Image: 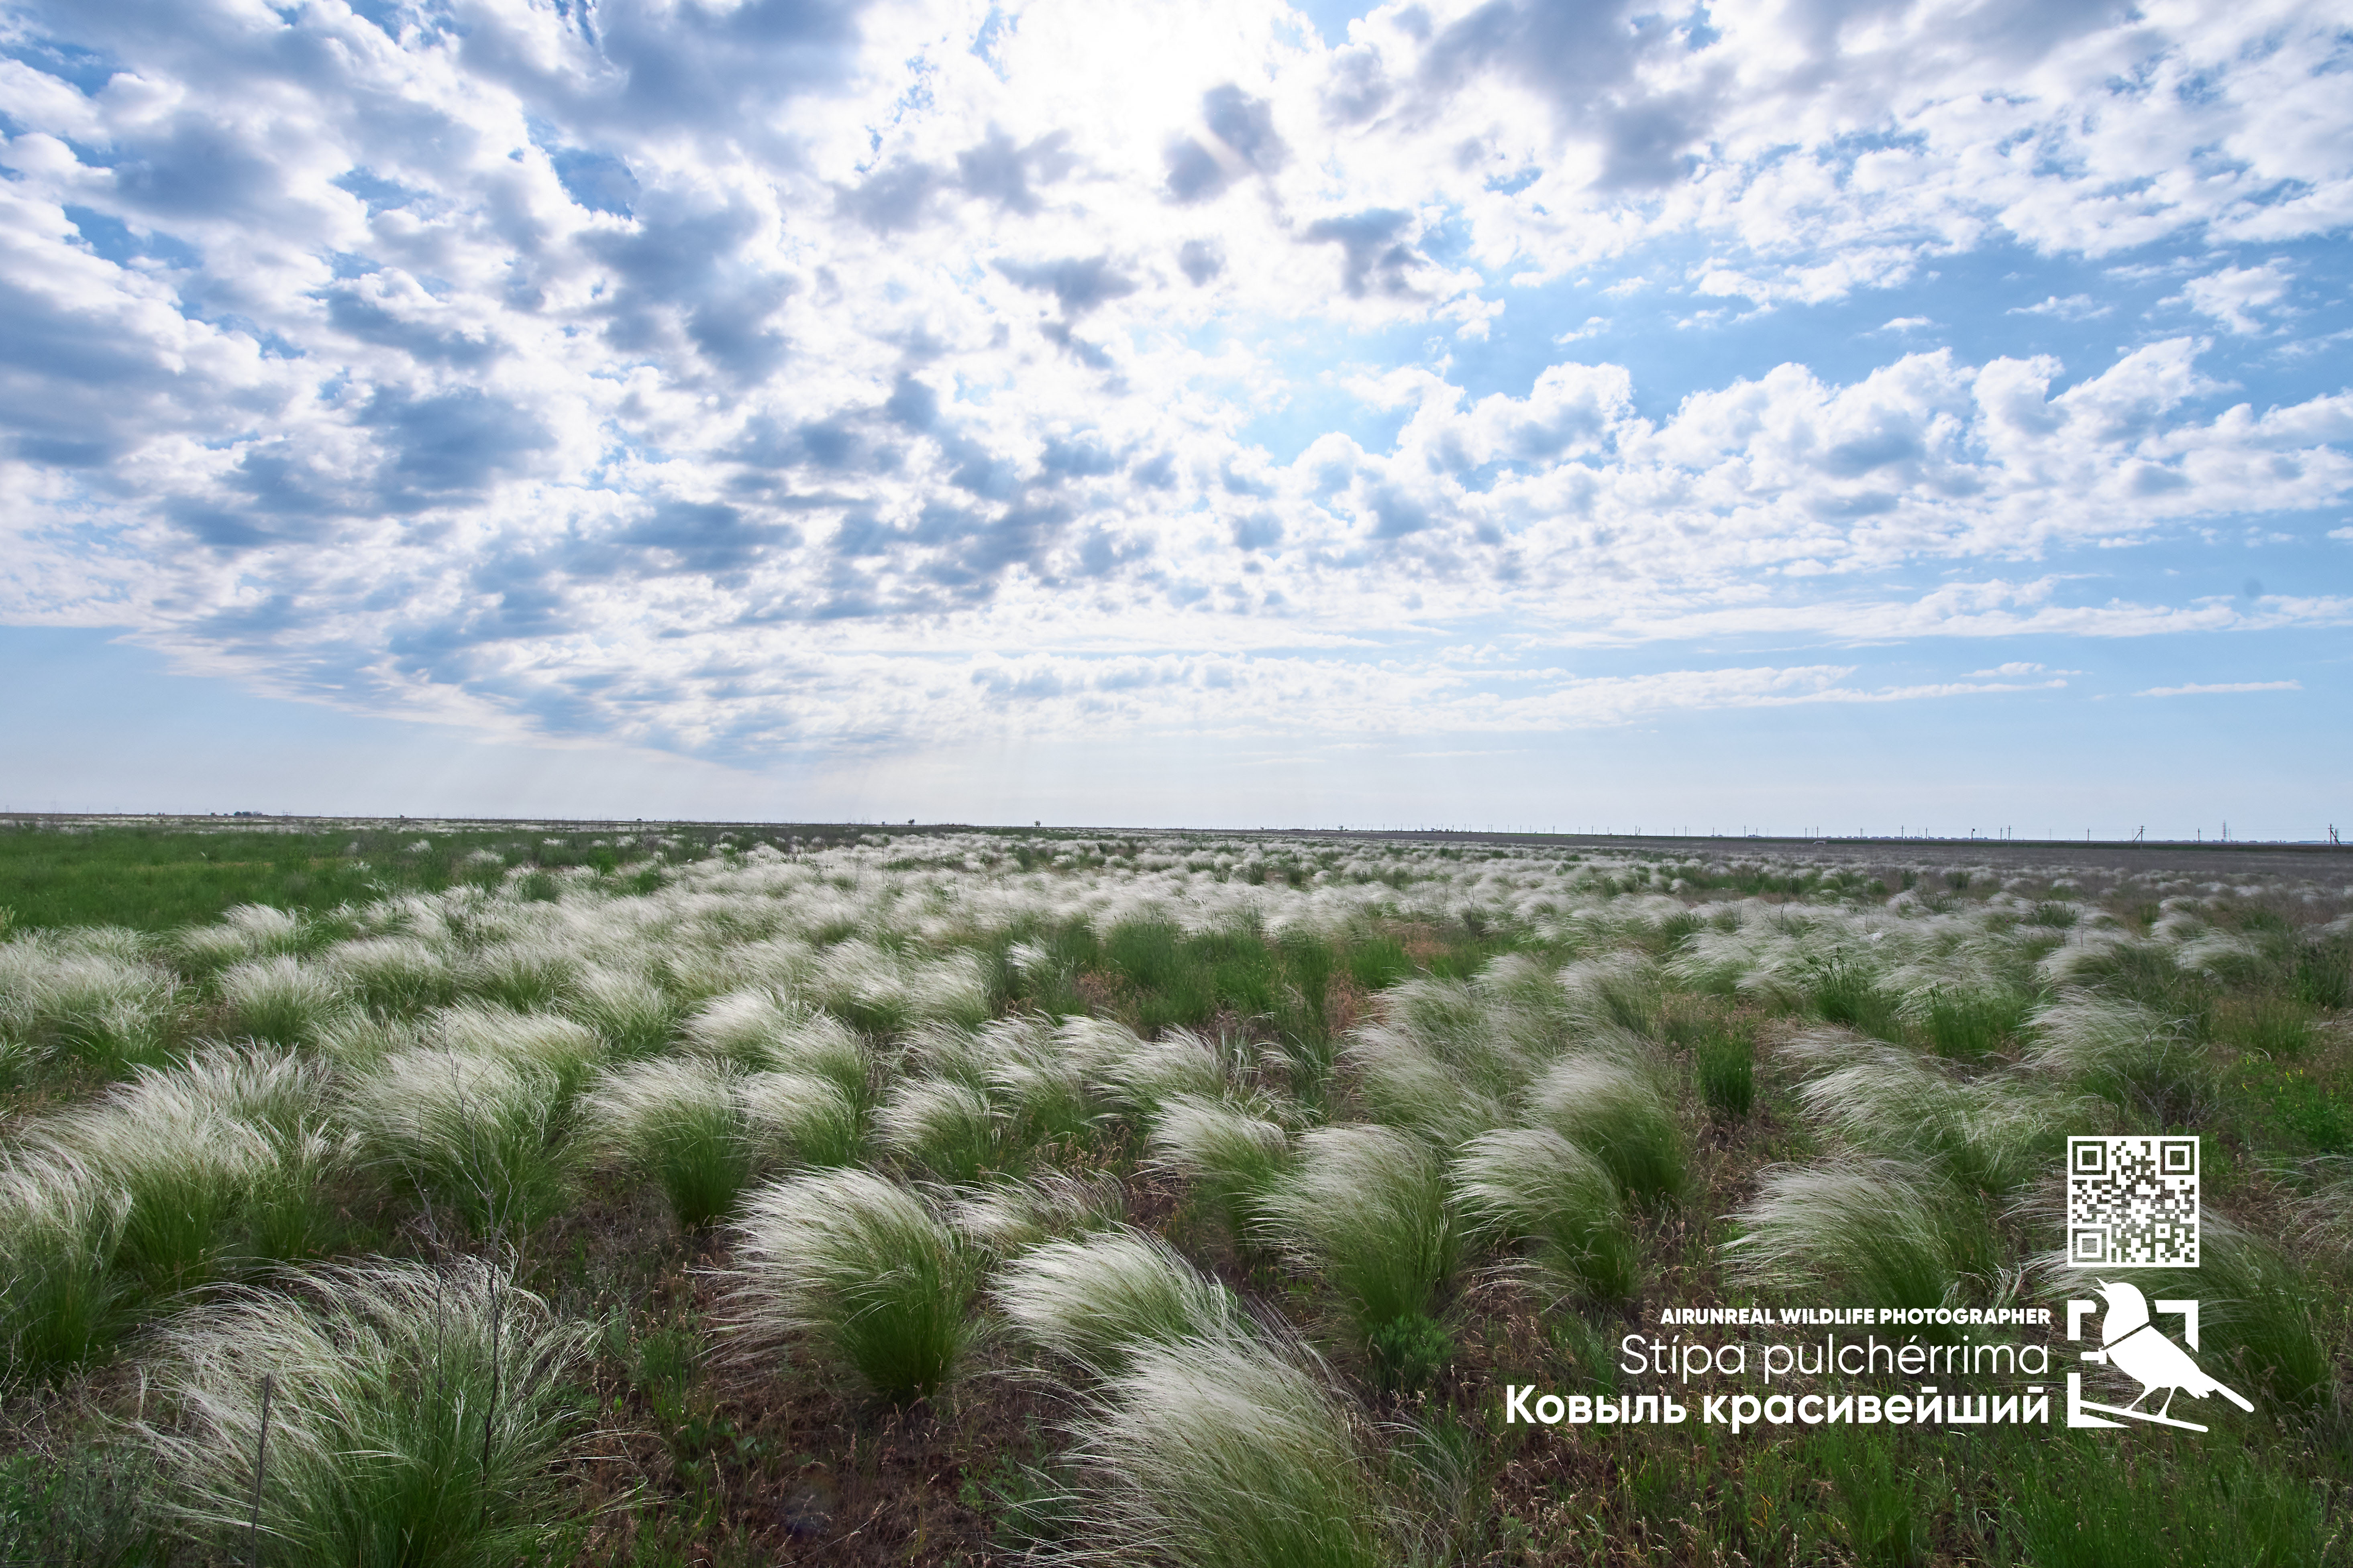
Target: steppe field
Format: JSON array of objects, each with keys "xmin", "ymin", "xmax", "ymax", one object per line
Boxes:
[{"xmin": 1, "ymin": 817, "xmax": 2348, "ymax": 1567}]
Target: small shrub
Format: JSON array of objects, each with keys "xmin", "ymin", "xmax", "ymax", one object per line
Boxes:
[{"xmin": 1366, "ymin": 1311, "xmax": 1452, "ymax": 1395}]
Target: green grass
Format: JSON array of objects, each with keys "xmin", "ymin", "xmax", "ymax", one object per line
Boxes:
[
  {"xmin": 0, "ymin": 823, "xmax": 686, "ymax": 934},
  {"xmin": 726, "ymin": 1169, "xmax": 983, "ymax": 1401},
  {"xmin": 141, "ymin": 1258, "xmax": 593, "ymax": 1568}
]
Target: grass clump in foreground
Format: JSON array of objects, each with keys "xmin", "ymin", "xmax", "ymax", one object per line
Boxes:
[
  {"xmin": 579, "ymin": 1055, "xmax": 754, "ymax": 1230},
  {"xmin": 1257, "ymin": 1124, "xmax": 1460, "ymax": 1359},
  {"xmin": 1065, "ymin": 1335, "xmax": 1409, "ymax": 1568},
  {"xmin": 1722, "ymin": 1159, "xmax": 1994, "ymax": 1316},
  {"xmin": 140, "ymin": 1256, "xmax": 591, "ymax": 1568},
  {"xmin": 725, "ymin": 1167, "xmax": 983, "ymax": 1401},
  {"xmin": 1451, "ymin": 1127, "xmax": 1637, "ymax": 1301},
  {"xmin": 994, "ymin": 1227, "xmax": 1249, "ymax": 1377}
]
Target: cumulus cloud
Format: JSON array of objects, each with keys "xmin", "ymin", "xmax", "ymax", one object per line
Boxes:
[{"xmin": 0, "ymin": 0, "xmax": 2346, "ymax": 760}]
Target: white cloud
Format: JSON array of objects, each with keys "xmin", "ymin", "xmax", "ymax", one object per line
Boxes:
[
  {"xmin": 2007, "ymin": 294, "xmax": 2110, "ymax": 320},
  {"xmin": 2135, "ymin": 680, "xmax": 2303, "ymax": 697},
  {"xmin": 0, "ymin": 0, "xmax": 2345, "ymax": 761},
  {"xmin": 2170, "ymin": 263, "xmax": 2294, "ymax": 334}
]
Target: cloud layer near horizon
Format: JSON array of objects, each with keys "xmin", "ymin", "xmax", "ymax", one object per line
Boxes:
[{"xmin": 2, "ymin": 0, "xmax": 2349, "ymax": 761}]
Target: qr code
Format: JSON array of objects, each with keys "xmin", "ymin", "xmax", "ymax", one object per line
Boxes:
[{"xmin": 2067, "ymin": 1136, "xmax": 2198, "ymax": 1267}]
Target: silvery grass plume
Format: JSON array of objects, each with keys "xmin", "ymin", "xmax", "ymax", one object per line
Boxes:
[
  {"xmin": 685, "ymin": 989, "xmax": 874, "ymax": 1103},
  {"xmin": 994, "ymin": 1227, "xmax": 1248, "ymax": 1378},
  {"xmin": 950, "ymin": 1170, "xmax": 1126, "ymax": 1256},
  {"xmin": 2300, "ymin": 1157, "xmax": 2353, "ymax": 1258},
  {"xmin": 0, "ymin": 1152, "xmax": 131, "ymax": 1380},
  {"xmin": 40, "ymin": 1043, "xmax": 354, "ymax": 1274},
  {"xmin": 176, "ymin": 904, "xmax": 308, "ymax": 972},
  {"xmin": 737, "ymin": 1070, "xmax": 864, "ymax": 1167},
  {"xmin": 324, "ymin": 935, "xmax": 455, "ymax": 1016},
  {"xmin": 31, "ymin": 1084, "xmax": 276, "ymax": 1295},
  {"xmin": 811, "ymin": 940, "xmax": 992, "ymax": 1032},
  {"xmin": 1551, "ymin": 950, "xmax": 1662, "ymax": 1035},
  {"xmin": 875, "ymin": 1076, "xmax": 1014, "ymax": 1183},
  {"xmin": 2039, "ymin": 1208, "xmax": 2337, "ymax": 1412},
  {"xmin": 1146, "ymin": 1094, "xmax": 1293, "ymax": 1235},
  {"xmin": 1781, "ymin": 1031, "xmax": 2077, "ymax": 1196},
  {"xmin": 2024, "ymin": 992, "xmax": 2209, "ymax": 1124},
  {"xmin": 345, "ymin": 1048, "xmax": 573, "ymax": 1240},
  {"xmin": 578, "ymin": 1056, "xmax": 752, "ymax": 1230},
  {"xmin": 1523, "ymin": 1045, "xmax": 1688, "ymax": 1203},
  {"xmin": 1095, "ymin": 1025, "xmax": 1249, "ymax": 1114},
  {"xmin": 0, "ymin": 932, "xmax": 181, "ymax": 1071},
  {"xmin": 1721, "ymin": 1160, "xmax": 1992, "ymax": 1319},
  {"xmin": 1450, "ymin": 1128, "xmax": 1636, "ymax": 1302},
  {"xmin": 1257, "ymin": 1124, "xmax": 1459, "ymax": 1342},
  {"xmin": 1062, "ymin": 1334, "xmax": 1409, "ymax": 1568},
  {"xmin": 220, "ymin": 954, "xmax": 353, "ymax": 1049},
  {"xmin": 1343, "ymin": 1028, "xmax": 1509, "ymax": 1149},
  {"xmin": 461, "ymin": 934, "xmax": 582, "ymax": 1011},
  {"xmin": 661, "ymin": 933, "xmax": 813, "ymax": 1002},
  {"xmin": 927, "ymin": 1015, "xmax": 1097, "ymax": 1146},
  {"xmin": 312, "ymin": 1010, "xmax": 427, "ymax": 1069},
  {"xmin": 433, "ymin": 1003, "xmax": 608, "ymax": 1098},
  {"xmin": 563, "ymin": 967, "xmax": 682, "ymax": 1058},
  {"xmin": 724, "ymin": 1167, "xmax": 983, "ymax": 1400},
  {"xmin": 141, "ymin": 1256, "xmax": 593, "ymax": 1568}
]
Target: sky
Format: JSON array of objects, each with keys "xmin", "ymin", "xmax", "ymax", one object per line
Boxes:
[{"xmin": 1, "ymin": 0, "xmax": 2349, "ymax": 836}]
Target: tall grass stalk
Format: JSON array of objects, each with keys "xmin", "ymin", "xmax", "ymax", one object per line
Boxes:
[
  {"xmin": 2025, "ymin": 993, "xmax": 2209, "ymax": 1124},
  {"xmin": 0, "ymin": 1154, "xmax": 131, "ymax": 1381},
  {"xmin": 1782, "ymin": 1033, "xmax": 2075, "ymax": 1196},
  {"xmin": 142, "ymin": 1257, "xmax": 592, "ymax": 1568},
  {"xmin": 1064, "ymin": 1335, "xmax": 1405, "ymax": 1568},
  {"xmin": 1257, "ymin": 1124, "xmax": 1458, "ymax": 1341},
  {"xmin": 1524, "ymin": 1050, "xmax": 1688, "ymax": 1203},
  {"xmin": 1146, "ymin": 1094, "xmax": 1292, "ymax": 1235},
  {"xmin": 737, "ymin": 1071, "xmax": 863, "ymax": 1167},
  {"xmin": 874, "ymin": 1077, "xmax": 1013, "ymax": 1183},
  {"xmin": 565, "ymin": 968, "xmax": 681, "ymax": 1058},
  {"xmin": 1722, "ymin": 1161, "xmax": 1990, "ymax": 1317},
  {"xmin": 950, "ymin": 1171, "xmax": 1126, "ymax": 1256},
  {"xmin": 346, "ymin": 1048, "xmax": 573, "ymax": 1240},
  {"xmin": 579, "ymin": 1057, "xmax": 752, "ymax": 1230},
  {"xmin": 1450, "ymin": 1128, "xmax": 1636, "ymax": 1301},
  {"xmin": 726, "ymin": 1169, "xmax": 981, "ymax": 1400},
  {"xmin": 219, "ymin": 955, "xmax": 350, "ymax": 1048},
  {"xmin": 994, "ymin": 1228, "xmax": 1248, "ymax": 1376}
]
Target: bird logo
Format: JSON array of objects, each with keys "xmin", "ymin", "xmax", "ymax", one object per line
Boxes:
[{"xmin": 2068, "ymin": 1281, "xmax": 2251, "ymax": 1431}]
